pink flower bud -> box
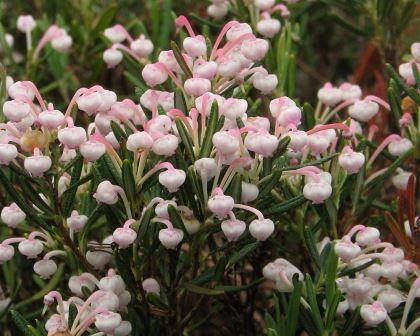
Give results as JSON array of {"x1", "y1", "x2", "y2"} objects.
[
  {"x1": 99, "y1": 271, "x2": 125, "y2": 295},
  {"x1": 363, "y1": 263, "x2": 383, "y2": 280},
  {"x1": 3, "y1": 100, "x2": 31, "y2": 121},
  {"x1": 244, "y1": 132, "x2": 279, "y2": 157},
  {"x1": 159, "y1": 169, "x2": 186, "y2": 192},
  {"x1": 249, "y1": 218, "x2": 275, "y2": 241},
  {"x1": 51, "y1": 33, "x2": 72, "y2": 53},
  {"x1": 241, "y1": 38, "x2": 269, "y2": 61},
  {"x1": 77, "y1": 91, "x2": 102, "y2": 115},
  {"x1": 212, "y1": 131, "x2": 240, "y2": 155},
  {"x1": 0, "y1": 144, "x2": 18, "y2": 165},
  {"x1": 283, "y1": 130, "x2": 307, "y2": 151},
  {"x1": 0, "y1": 244, "x2": 15, "y2": 264},
  {"x1": 380, "y1": 261, "x2": 403, "y2": 281},
  {"x1": 194, "y1": 158, "x2": 218, "y2": 180},
  {"x1": 217, "y1": 57, "x2": 242, "y2": 78},
  {"x1": 391, "y1": 169, "x2": 412, "y2": 190},
  {"x1": 18, "y1": 239, "x2": 44, "y2": 259},
  {"x1": 17, "y1": 15, "x2": 36, "y2": 33},
  {"x1": 388, "y1": 138, "x2": 413, "y2": 156},
  {"x1": 158, "y1": 50, "x2": 185, "y2": 73},
  {"x1": 227, "y1": 23, "x2": 252, "y2": 41},
  {"x1": 338, "y1": 146, "x2": 365, "y2": 174},
  {"x1": 34, "y1": 259, "x2": 57, "y2": 279},
  {"x1": 114, "y1": 321, "x2": 132, "y2": 336},
  {"x1": 24, "y1": 153, "x2": 52, "y2": 177},
  {"x1": 103, "y1": 49, "x2": 123, "y2": 68},
  {"x1": 247, "y1": 116, "x2": 270, "y2": 131},
  {"x1": 1, "y1": 203, "x2": 26, "y2": 228},
  {"x1": 303, "y1": 173, "x2": 332, "y2": 204},
  {"x1": 348, "y1": 100, "x2": 379, "y2": 122},
  {"x1": 157, "y1": 92, "x2": 174, "y2": 111},
  {"x1": 142, "y1": 63, "x2": 168, "y2": 87},
  {"x1": 184, "y1": 77, "x2": 212, "y2": 97},
  {"x1": 221, "y1": 219, "x2": 246, "y2": 242},
  {"x1": 318, "y1": 84, "x2": 342, "y2": 106},
  {"x1": 148, "y1": 115, "x2": 172, "y2": 134},
  {"x1": 58, "y1": 126, "x2": 87, "y2": 149},
  {"x1": 220, "y1": 98, "x2": 248, "y2": 120},
  {"x1": 411, "y1": 42, "x2": 420, "y2": 62},
  {"x1": 263, "y1": 258, "x2": 303, "y2": 292},
  {"x1": 399, "y1": 62, "x2": 418, "y2": 85},
  {"x1": 127, "y1": 132, "x2": 153, "y2": 151},
  {"x1": 334, "y1": 236, "x2": 361, "y2": 262},
  {"x1": 38, "y1": 109, "x2": 65, "y2": 129},
  {"x1": 155, "y1": 200, "x2": 177, "y2": 219},
  {"x1": 254, "y1": 0, "x2": 276, "y2": 10},
  {"x1": 360, "y1": 301, "x2": 387, "y2": 326},
  {"x1": 253, "y1": 73, "x2": 278, "y2": 94},
  {"x1": 68, "y1": 273, "x2": 97, "y2": 296},
  {"x1": 208, "y1": 194, "x2": 234, "y2": 219},
  {"x1": 152, "y1": 134, "x2": 179, "y2": 156},
  {"x1": 60, "y1": 148, "x2": 77, "y2": 163},
  {"x1": 257, "y1": 18, "x2": 281, "y2": 38},
  {"x1": 91, "y1": 290, "x2": 120, "y2": 311},
  {"x1": 142, "y1": 278, "x2": 160, "y2": 295},
  {"x1": 87, "y1": 247, "x2": 112, "y2": 270},
  {"x1": 80, "y1": 140, "x2": 106, "y2": 162},
  {"x1": 45, "y1": 314, "x2": 62, "y2": 332},
  {"x1": 95, "y1": 311, "x2": 122, "y2": 333},
  {"x1": 98, "y1": 90, "x2": 117, "y2": 112},
  {"x1": 307, "y1": 133, "x2": 331, "y2": 156},
  {"x1": 194, "y1": 61, "x2": 218, "y2": 80},
  {"x1": 207, "y1": 3, "x2": 228, "y2": 19},
  {"x1": 94, "y1": 181, "x2": 119, "y2": 204},
  {"x1": 339, "y1": 83, "x2": 362, "y2": 100},
  {"x1": 355, "y1": 227, "x2": 380, "y2": 246},
  {"x1": 8, "y1": 81, "x2": 35, "y2": 100},
  {"x1": 269, "y1": 97, "x2": 301, "y2": 127},
  {"x1": 94, "y1": 112, "x2": 117, "y2": 134},
  {"x1": 113, "y1": 226, "x2": 137, "y2": 249},
  {"x1": 159, "y1": 228, "x2": 184, "y2": 249},
  {"x1": 67, "y1": 210, "x2": 88, "y2": 232},
  {"x1": 131, "y1": 36, "x2": 154, "y2": 57},
  {"x1": 241, "y1": 182, "x2": 259, "y2": 203},
  {"x1": 382, "y1": 247, "x2": 404, "y2": 262},
  {"x1": 195, "y1": 93, "x2": 225, "y2": 116},
  {"x1": 183, "y1": 35, "x2": 207, "y2": 57},
  {"x1": 104, "y1": 26, "x2": 127, "y2": 43},
  {"x1": 378, "y1": 287, "x2": 403, "y2": 312}
]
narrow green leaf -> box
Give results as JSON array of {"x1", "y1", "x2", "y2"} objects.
[
  {"x1": 171, "y1": 41, "x2": 193, "y2": 78},
  {"x1": 304, "y1": 275, "x2": 324, "y2": 334},
  {"x1": 259, "y1": 170, "x2": 282, "y2": 199},
  {"x1": 62, "y1": 154, "x2": 84, "y2": 217},
  {"x1": 122, "y1": 159, "x2": 136, "y2": 204},
  {"x1": 263, "y1": 195, "x2": 306, "y2": 216},
  {"x1": 199, "y1": 102, "x2": 218, "y2": 158},
  {"x1": 303, "y1": 227, "x2": 321, "y2": 269},
  {"x1": 168, "y1": 204, "x2": 191, "y2": 240},
  {"x1": 184, "y1": 283, "x2": 224, "y2": 295},
  {"x1": 285, "y1": 280, "x2": 302, "y2": 336},
  {"x1": 227, "y1": 241, "x2": 259, "y2": 267},
  {"x1": 10, "y1": 310, "x2": 36, "y2": 336},
  {"x1": 175, "y1": 119, "x2": 195, "y2": 160}
]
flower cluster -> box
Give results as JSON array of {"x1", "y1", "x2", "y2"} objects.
[
  {"x1": 264, "y1": 224, "x2": 419, "y2": 332},
  {"x1": 102, "y1": 24, "x2": 154, "y2": 68}
]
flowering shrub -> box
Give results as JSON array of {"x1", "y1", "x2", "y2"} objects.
[{"x1": 0, "y1": 1, "x2": 419, "y2": 336}]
